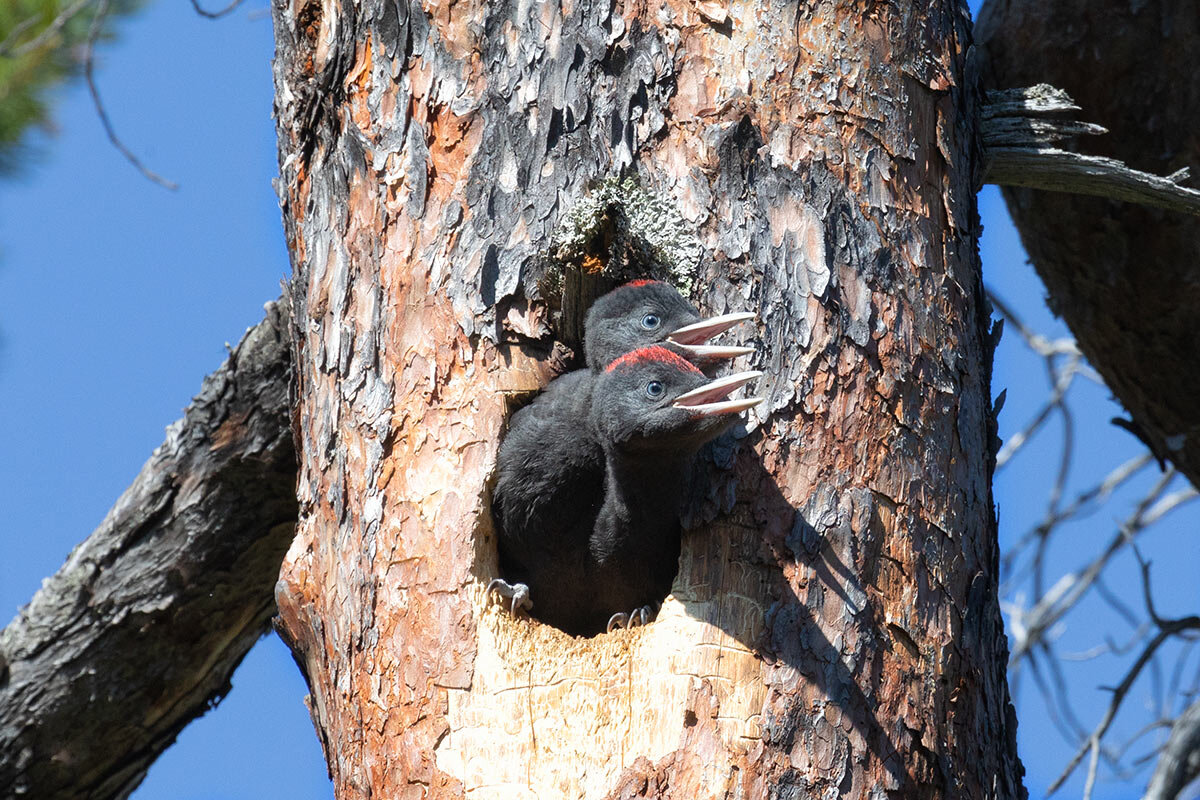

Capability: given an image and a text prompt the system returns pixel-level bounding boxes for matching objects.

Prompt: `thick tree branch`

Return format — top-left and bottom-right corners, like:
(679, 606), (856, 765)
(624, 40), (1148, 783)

(0, 299), (297, 800)
(980, 86), (1200, 216)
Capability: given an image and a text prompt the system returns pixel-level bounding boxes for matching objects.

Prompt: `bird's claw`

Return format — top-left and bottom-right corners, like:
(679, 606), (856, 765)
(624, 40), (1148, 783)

(606, 604), (656, 633)
(487, 578), (533, 616)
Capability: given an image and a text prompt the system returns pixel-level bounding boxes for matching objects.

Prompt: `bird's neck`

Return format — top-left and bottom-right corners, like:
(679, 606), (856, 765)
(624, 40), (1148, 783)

(602, 447), (694, 524)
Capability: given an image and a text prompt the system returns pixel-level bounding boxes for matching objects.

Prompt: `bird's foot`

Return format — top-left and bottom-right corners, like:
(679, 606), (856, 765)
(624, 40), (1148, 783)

(486, 578), (533, 616)
(606, 604), (657, 633)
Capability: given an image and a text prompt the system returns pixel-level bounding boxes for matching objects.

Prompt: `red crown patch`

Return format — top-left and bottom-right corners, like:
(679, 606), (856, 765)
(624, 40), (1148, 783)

(606, 345), (703, 375)
(623, 279), (660, 288)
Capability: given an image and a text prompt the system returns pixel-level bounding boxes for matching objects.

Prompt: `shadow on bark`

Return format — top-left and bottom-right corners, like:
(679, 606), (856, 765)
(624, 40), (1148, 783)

(678, 431), (912, 790)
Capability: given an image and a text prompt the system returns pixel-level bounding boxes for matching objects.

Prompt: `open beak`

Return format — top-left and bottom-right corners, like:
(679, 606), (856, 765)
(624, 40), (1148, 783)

(667, 311), (755, 360)
(672, 371), (764, 418)
(671, 343), (756, 360)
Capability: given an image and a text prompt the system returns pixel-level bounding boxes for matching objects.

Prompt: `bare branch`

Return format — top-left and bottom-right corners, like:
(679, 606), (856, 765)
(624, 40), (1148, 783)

(0, 300), (295, 800)
(1145, 700), (1200, 800)
(189, 0), (247, 19)
(0, 15), (41, 56)
(981, 84), (1081, 118)
(0, 0), (95, 58)
(83, 0), (178, 190)
(1049, 629), (1177, 795)
(986, 148), (1200, 216)
(1008, 471), (1188, 666)
(1002, 454), (1153, 576)
(1048, 556), (1200, 795)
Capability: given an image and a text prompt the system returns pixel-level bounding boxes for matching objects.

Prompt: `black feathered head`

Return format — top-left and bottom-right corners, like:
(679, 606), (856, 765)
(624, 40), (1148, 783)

(590, 345), (761, 454)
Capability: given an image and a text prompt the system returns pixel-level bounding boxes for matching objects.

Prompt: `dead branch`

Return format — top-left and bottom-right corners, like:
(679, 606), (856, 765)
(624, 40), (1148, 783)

(83, 0), (178, 189)
(0, 300), (296, 800)
(1144, 700), (1200, 800)
(980, 86), (1200, 217)
(1047, 554), (1200, 796)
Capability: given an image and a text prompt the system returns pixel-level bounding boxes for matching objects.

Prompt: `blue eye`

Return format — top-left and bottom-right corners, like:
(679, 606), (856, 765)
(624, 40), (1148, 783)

(645, 381), (665, 398)
(641, 313), (661, 330)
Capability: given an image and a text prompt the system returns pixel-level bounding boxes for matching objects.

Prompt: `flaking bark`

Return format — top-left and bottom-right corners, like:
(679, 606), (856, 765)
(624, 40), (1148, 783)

(0, 301), (297, 800)
(271, 1), (1024, 797)
(975, 0), (1200, 491)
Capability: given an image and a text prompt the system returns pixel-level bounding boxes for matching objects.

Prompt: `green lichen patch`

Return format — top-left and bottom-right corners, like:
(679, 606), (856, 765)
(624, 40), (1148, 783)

(542, 175), (702, 297)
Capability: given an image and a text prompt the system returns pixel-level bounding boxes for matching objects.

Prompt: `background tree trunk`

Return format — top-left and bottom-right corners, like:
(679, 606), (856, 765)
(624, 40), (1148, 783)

(270, 2), (1024, 798)
(975, 0), (1200, 489)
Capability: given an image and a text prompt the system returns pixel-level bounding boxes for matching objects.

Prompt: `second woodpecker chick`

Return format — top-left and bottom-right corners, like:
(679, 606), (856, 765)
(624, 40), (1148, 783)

(496, 345), (761, 636)
(583, 280), (754, 372)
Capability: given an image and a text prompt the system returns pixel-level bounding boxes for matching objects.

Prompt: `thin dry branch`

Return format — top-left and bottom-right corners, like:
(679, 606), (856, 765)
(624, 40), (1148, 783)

(1144, 700), (1200, 800)
(189, 0), (247, 19)
(83, 0), (178, 190)
(0, 0), (94, 58)
(1007, 472), (1196, 666)
(1047, 552), (1200, 796)
(1002, 455), (1153, 576)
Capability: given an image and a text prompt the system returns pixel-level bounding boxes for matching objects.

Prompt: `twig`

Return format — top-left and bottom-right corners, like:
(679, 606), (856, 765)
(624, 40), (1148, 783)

(83, 0), (178, 190)
(1001, 454), (1152, 576)
(1167, 639), (1198, 714)
(1048, 628), (1175, 795)
(1094, 575), (1143, 632)
(0, 15), (40, 56)
(1060, 623), (1150, 662)
(1008, 471), (1187, 666)
(1028, 644), (1090, 744)
(1047, 556), (1200, 795)
(189, 0), (247, 19)
(0, 0), (95, 58)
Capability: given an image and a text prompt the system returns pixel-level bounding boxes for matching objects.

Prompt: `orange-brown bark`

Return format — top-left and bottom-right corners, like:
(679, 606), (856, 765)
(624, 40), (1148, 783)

(270, 1), (1023, 798)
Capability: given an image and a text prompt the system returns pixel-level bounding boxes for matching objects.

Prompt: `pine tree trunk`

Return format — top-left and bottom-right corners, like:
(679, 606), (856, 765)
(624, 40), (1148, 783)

(269, 2), (1024, 797)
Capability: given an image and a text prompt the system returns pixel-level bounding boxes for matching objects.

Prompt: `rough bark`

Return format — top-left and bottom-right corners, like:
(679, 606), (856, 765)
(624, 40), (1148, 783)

(0, 300), (297, 800)
(271, 1), (1023, 798)
(974, 0), (1200, 489)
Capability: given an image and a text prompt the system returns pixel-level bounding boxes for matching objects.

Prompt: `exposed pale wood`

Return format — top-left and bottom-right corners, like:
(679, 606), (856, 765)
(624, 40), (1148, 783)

(980, 85), (1200, 216)
(976, 0), (1200, 494)
(271, 1), (1024, 797)
(0, 301), (296, 800)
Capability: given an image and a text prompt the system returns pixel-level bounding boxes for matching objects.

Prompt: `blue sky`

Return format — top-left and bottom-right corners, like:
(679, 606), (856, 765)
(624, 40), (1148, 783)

(0, 3), (1195, 799)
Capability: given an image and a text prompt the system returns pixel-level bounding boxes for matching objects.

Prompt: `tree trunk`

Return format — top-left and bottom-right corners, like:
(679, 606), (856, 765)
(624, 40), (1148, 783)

(270, 2), (1024, 798)
(975, 0), (1200, 489)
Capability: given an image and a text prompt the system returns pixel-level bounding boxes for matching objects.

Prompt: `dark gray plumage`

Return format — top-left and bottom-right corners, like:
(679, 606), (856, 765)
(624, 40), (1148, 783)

(492, 345), (760, 635)
(583, 280), (754, 372)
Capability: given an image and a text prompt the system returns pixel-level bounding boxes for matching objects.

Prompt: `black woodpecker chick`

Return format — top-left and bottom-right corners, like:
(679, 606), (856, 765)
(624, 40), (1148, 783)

(490, 282), (755, 618)
(583, 280), (754, 372)
(493, 345), (761, 636)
